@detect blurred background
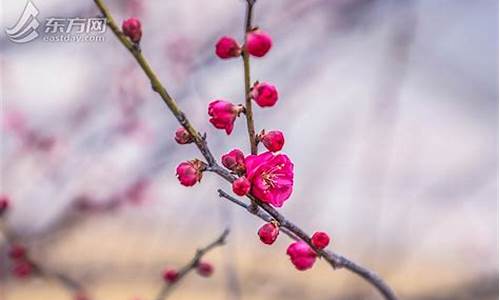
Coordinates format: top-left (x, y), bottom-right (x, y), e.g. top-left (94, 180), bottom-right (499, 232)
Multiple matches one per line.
top-left (1, 0), bottom-right (498, 299)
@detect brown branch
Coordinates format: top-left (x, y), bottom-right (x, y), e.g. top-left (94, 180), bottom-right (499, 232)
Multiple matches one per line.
top-left (217, 190), bottom-right (397, 300)
top-left (242, 0), bottom-right (258, 154)
top-left (92, 1), bottom-right (398, 299)
top-left (154, 229), bottom-right (230, 300)
top-left (0, 220), bottom-right (90, 299)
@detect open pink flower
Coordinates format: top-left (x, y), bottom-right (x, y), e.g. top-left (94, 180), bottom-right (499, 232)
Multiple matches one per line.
top-left (286, 241), bottom-right (317, 271)
top-left (208, 100), bottom-right (241, 135)
top-left (244, 152), bottom-right (293, 207)
top-left (251, 82), bottom-right (278, 107)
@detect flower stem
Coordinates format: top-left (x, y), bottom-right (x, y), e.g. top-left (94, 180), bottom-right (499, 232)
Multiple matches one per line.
top-left (242, 0), bottom-right (257, 155)
top-left (92, 1), bottom-right (398, 299)
top-left (154, 229), bottom-right (229, 300)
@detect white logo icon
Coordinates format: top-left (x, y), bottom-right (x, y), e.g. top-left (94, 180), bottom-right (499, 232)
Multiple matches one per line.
top-left (5, 1), bottom-right (41, 44)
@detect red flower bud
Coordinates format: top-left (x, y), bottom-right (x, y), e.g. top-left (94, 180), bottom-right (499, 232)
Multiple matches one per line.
top-left (221, 149), bottom-right (246, 174)
top-left (174, 127), bottom-right (193, 144)
top-left (196, 262), bottom-right (213, 277)
top-left (286, 241), bottom-right (317, 271)
top-left (311, 231), bottom-right (330, 249)
top-left (163, 269), bottom-right (179, 283)
top-left (215, 36), bottom-right (241, 59)
top-left (260, 130), bottom-right (284, 152)
top-left (208, 100), bottom-right (242, 135)
top-left (122, 18), bottom-right (142, 43)
top-left (258, 222), bottom-right (279, 245)
top-left (0, 195), bottom-right (9, 216)
top-left (176, 160), bottom-right (204, 187)
top-left (251, 82), bottom-right (278, 107)
top-left (12, 261), bottom-right (32, 278)
top-left (246, 30), bottom-right (272, 57)
top-left (8, 244), bottom-right (27, 260)
top-left (232, 177), bottom-right (251, 196)
top-left (74, 293), bottom-right (90, 300)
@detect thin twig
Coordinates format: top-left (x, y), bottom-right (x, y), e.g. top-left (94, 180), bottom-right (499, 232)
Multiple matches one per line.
top-left (0, 223), bottom-right (89, 299)
top-left (242, 0), bottom-right (258, 155)
top-left (217, 190), bottom-right (397, 300)
top-left (92, 1), bottom-right (398, 299)
top-left (154, 229), bottom-right (230, 300)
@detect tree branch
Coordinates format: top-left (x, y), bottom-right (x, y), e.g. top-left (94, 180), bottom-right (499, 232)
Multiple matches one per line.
top-left (242, 0), bottom-right (257, 155)
top-left (154, 229), bottom-right (230, 300)
top-left (217, 190), bottom-right (397, 300)
top-left (92, 1), bottom-right (398, 299)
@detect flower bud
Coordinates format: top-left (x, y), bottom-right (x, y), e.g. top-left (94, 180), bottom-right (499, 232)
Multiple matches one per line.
top-left (196, 261), bottom-right (214, 277)
top-left (251, 82), bottom-right (278, 107)
top-left (8, 244), bottom-right (27, 260)
top-left (122, 18), bottom-right (142, 43)
top-left (286, 241), bottom-right (317, 271)
top-left (221, 149), bottom-right (246, 174)
top-left (215, 36), bottom-right (241, 59)
top-left (208, 100), bottom-right (242, 135)
top-left (174, 127), bottom-right (193, 144)
top-left (260, 130), bottom-right (284, 152)
top-left (311, 231), bottom-right (330, 249)
top-left (246, 29), bottom-right (272, 57)
top-left (74, 293), bottom-right (90, 300)
top-left (12, 261), bottom-right (32, 278)
top-left (232, 177), bottom-right (251, 196)
top-left (258, 222), bottom-right (279, 245)
top-left (0, 195), bottom-right (9, 216)
top-left (163, 269), bottom-right (179, 283)
top-left (176, 160), bottom-right (204, 187)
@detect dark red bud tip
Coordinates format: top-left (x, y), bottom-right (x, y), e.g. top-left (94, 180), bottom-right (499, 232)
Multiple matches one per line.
top-left (74, 293), bottom-right (90, 300)
top-left (163, 269), bottom-right (179, 283)
top-left (12, 261), bottom-right (32, 278)
top-left (174, 127), bottom-right (193, 144)
top-left (196, 262), bottom-right (214, 277)
top-left (122, 18), bottom-right (142, 43)
top-left (8, 244), bottom-right (27, 260)
top-left (258, 222), bottom-right (279, 245)
top-left (311, 231), bottom-right (330, 249)
top-left (0, 195), bottom-right (9, 216)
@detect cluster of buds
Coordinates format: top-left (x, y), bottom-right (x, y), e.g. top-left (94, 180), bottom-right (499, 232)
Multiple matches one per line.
top-left (215, 29), bottom-right (272, 59)
top-left (169, 12), bottom-right (335, 272)
top-left (285, 231), bottom-right (331, 271)
top-left (162, 261), bottom-right (214, 284)
top-left (8, 244), bottom-right (33, 278)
